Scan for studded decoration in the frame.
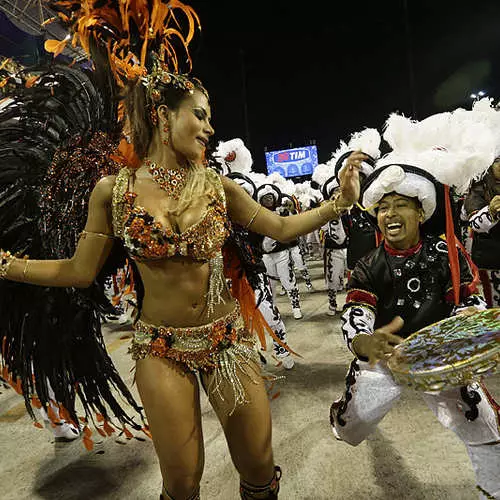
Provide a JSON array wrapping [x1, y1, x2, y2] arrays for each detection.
[[145, 159, 188, 200]]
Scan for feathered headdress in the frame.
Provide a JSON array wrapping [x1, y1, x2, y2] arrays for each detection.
[[45, 0, 200, 86]]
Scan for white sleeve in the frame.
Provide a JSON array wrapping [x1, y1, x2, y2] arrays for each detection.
[[341, 304, 376, 355], [469, 206, 499, 234]]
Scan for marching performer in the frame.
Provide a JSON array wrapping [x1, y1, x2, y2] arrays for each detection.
[[330, 111, 500, 499], [313, 165, 348, 315], [463, 99, 500, 308], [258, 183, 304, 320], [279, 194, 313, 291]]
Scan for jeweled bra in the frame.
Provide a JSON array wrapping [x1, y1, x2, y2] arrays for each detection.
[[112, 167, 230, 262]]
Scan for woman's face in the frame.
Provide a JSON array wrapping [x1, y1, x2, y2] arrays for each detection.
[[166, 90, 214, 162]]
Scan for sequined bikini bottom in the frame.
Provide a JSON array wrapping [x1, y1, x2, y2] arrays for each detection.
[[130, 304, 260, 411]]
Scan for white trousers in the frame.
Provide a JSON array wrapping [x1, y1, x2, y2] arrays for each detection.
[[331, 360, 500, 498], [262, 250, 300, 309], [254, 273, 289, 357], [324, 248, 346, 291]]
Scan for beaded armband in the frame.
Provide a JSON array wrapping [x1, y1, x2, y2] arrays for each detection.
[[0, 250, 15, 279], [112, 168, 132, 238]]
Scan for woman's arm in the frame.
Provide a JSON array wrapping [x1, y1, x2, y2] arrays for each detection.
[[1, 176, 116, 288], [222, 157, 362, 242]]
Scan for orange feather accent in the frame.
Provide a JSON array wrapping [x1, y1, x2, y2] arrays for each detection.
[[83, 436, 94, 451], [103, 420, 115, 436], [44, 39, 68, 58], [47, 405, 61, 424], [122, 426, 134, 439], [25, 76, 39, 88], [96, 427, 107, 437], [31, 397, 42, 409]]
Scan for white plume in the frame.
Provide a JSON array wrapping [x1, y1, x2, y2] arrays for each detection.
[[215, 138, 253, 174], [247, 172, 267, 188], [312, 162, 334, 187], [381, 111, 496, 193], [347, 128, 382, 160]]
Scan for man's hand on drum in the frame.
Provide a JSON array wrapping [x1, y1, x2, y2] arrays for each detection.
[[337, 151, 367, 207], [352, 316, 405, 366]]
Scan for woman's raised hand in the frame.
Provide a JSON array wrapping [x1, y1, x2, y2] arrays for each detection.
[[338, 151, 368, 207]]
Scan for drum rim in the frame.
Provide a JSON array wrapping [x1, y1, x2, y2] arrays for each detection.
[[387, 308, 500, 390]]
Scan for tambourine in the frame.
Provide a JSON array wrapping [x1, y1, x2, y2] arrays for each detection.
[[387, 308, 500, 392]]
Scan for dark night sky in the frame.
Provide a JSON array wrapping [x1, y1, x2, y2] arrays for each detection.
[[185, 0, 500, 173]]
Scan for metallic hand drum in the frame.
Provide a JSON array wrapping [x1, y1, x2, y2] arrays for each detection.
[[387, 308, 500, 392]]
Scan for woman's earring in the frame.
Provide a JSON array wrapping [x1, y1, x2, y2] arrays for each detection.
[[162, 123, 170, 146]]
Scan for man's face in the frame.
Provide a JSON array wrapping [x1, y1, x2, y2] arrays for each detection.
[[261, 194, 275, 209], [376, 193, 424, 250]]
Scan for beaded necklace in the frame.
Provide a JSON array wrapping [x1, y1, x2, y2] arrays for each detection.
[[145, 159, 188, 200]]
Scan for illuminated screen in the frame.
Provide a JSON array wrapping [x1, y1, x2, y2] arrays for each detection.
[[265, 145, 318, 178]]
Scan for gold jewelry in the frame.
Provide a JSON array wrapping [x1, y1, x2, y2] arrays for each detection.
[[145, 159, 188, 200], [245, 205, 261, 229], [316, 202, 339, 223], [0, 250, 15, 279], [22, 259, 30, 282], [332, 192, 353, 213]]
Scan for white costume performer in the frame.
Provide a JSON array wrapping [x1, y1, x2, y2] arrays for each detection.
[[312, 166, 349, 315], [257, 183, 304, 320], [216, 139, 295, 367], [278, 195, 313, 290], [330, 111, 500, 499]]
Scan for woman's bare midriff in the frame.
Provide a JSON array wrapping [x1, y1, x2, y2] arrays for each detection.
[[135, 256, 236, 327]]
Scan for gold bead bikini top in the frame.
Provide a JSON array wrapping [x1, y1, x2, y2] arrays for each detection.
[[112, 167, 230, 262]]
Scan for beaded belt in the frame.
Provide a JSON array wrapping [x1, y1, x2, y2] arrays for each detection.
[[130, 305, 252, 370], [130, 305, 260, 413]]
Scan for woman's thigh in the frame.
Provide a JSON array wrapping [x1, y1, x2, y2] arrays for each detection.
[[201, 356, 275, 484], [135, 357, 204, 487]]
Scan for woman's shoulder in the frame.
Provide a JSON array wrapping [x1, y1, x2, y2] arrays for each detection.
[[91, 175, 117, 204]]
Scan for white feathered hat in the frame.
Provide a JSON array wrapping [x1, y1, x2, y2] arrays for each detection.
[[312, 161, 340, 200], [333, 128, 382, 182], [215, 138, 253, 175], [362, 110, 496, 222]]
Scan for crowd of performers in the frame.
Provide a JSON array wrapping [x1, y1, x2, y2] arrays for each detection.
[[0, 0, 500, 498]]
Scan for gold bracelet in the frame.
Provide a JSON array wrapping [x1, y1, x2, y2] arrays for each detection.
[[316, 201, 341, 223], [245, 205, 261, 229], [22, 259, 30, 282], [0, 250, 15, 279], [332, 193, 353, 214]]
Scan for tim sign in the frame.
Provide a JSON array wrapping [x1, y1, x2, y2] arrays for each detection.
[[265, 145, 318, 178]]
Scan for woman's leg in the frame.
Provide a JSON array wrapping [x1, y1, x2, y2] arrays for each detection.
[[201, 357, 279, 497], [135, 357, 204, 499]]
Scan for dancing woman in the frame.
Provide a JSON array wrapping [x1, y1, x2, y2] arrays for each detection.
[[0, 2, 360, 498]]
